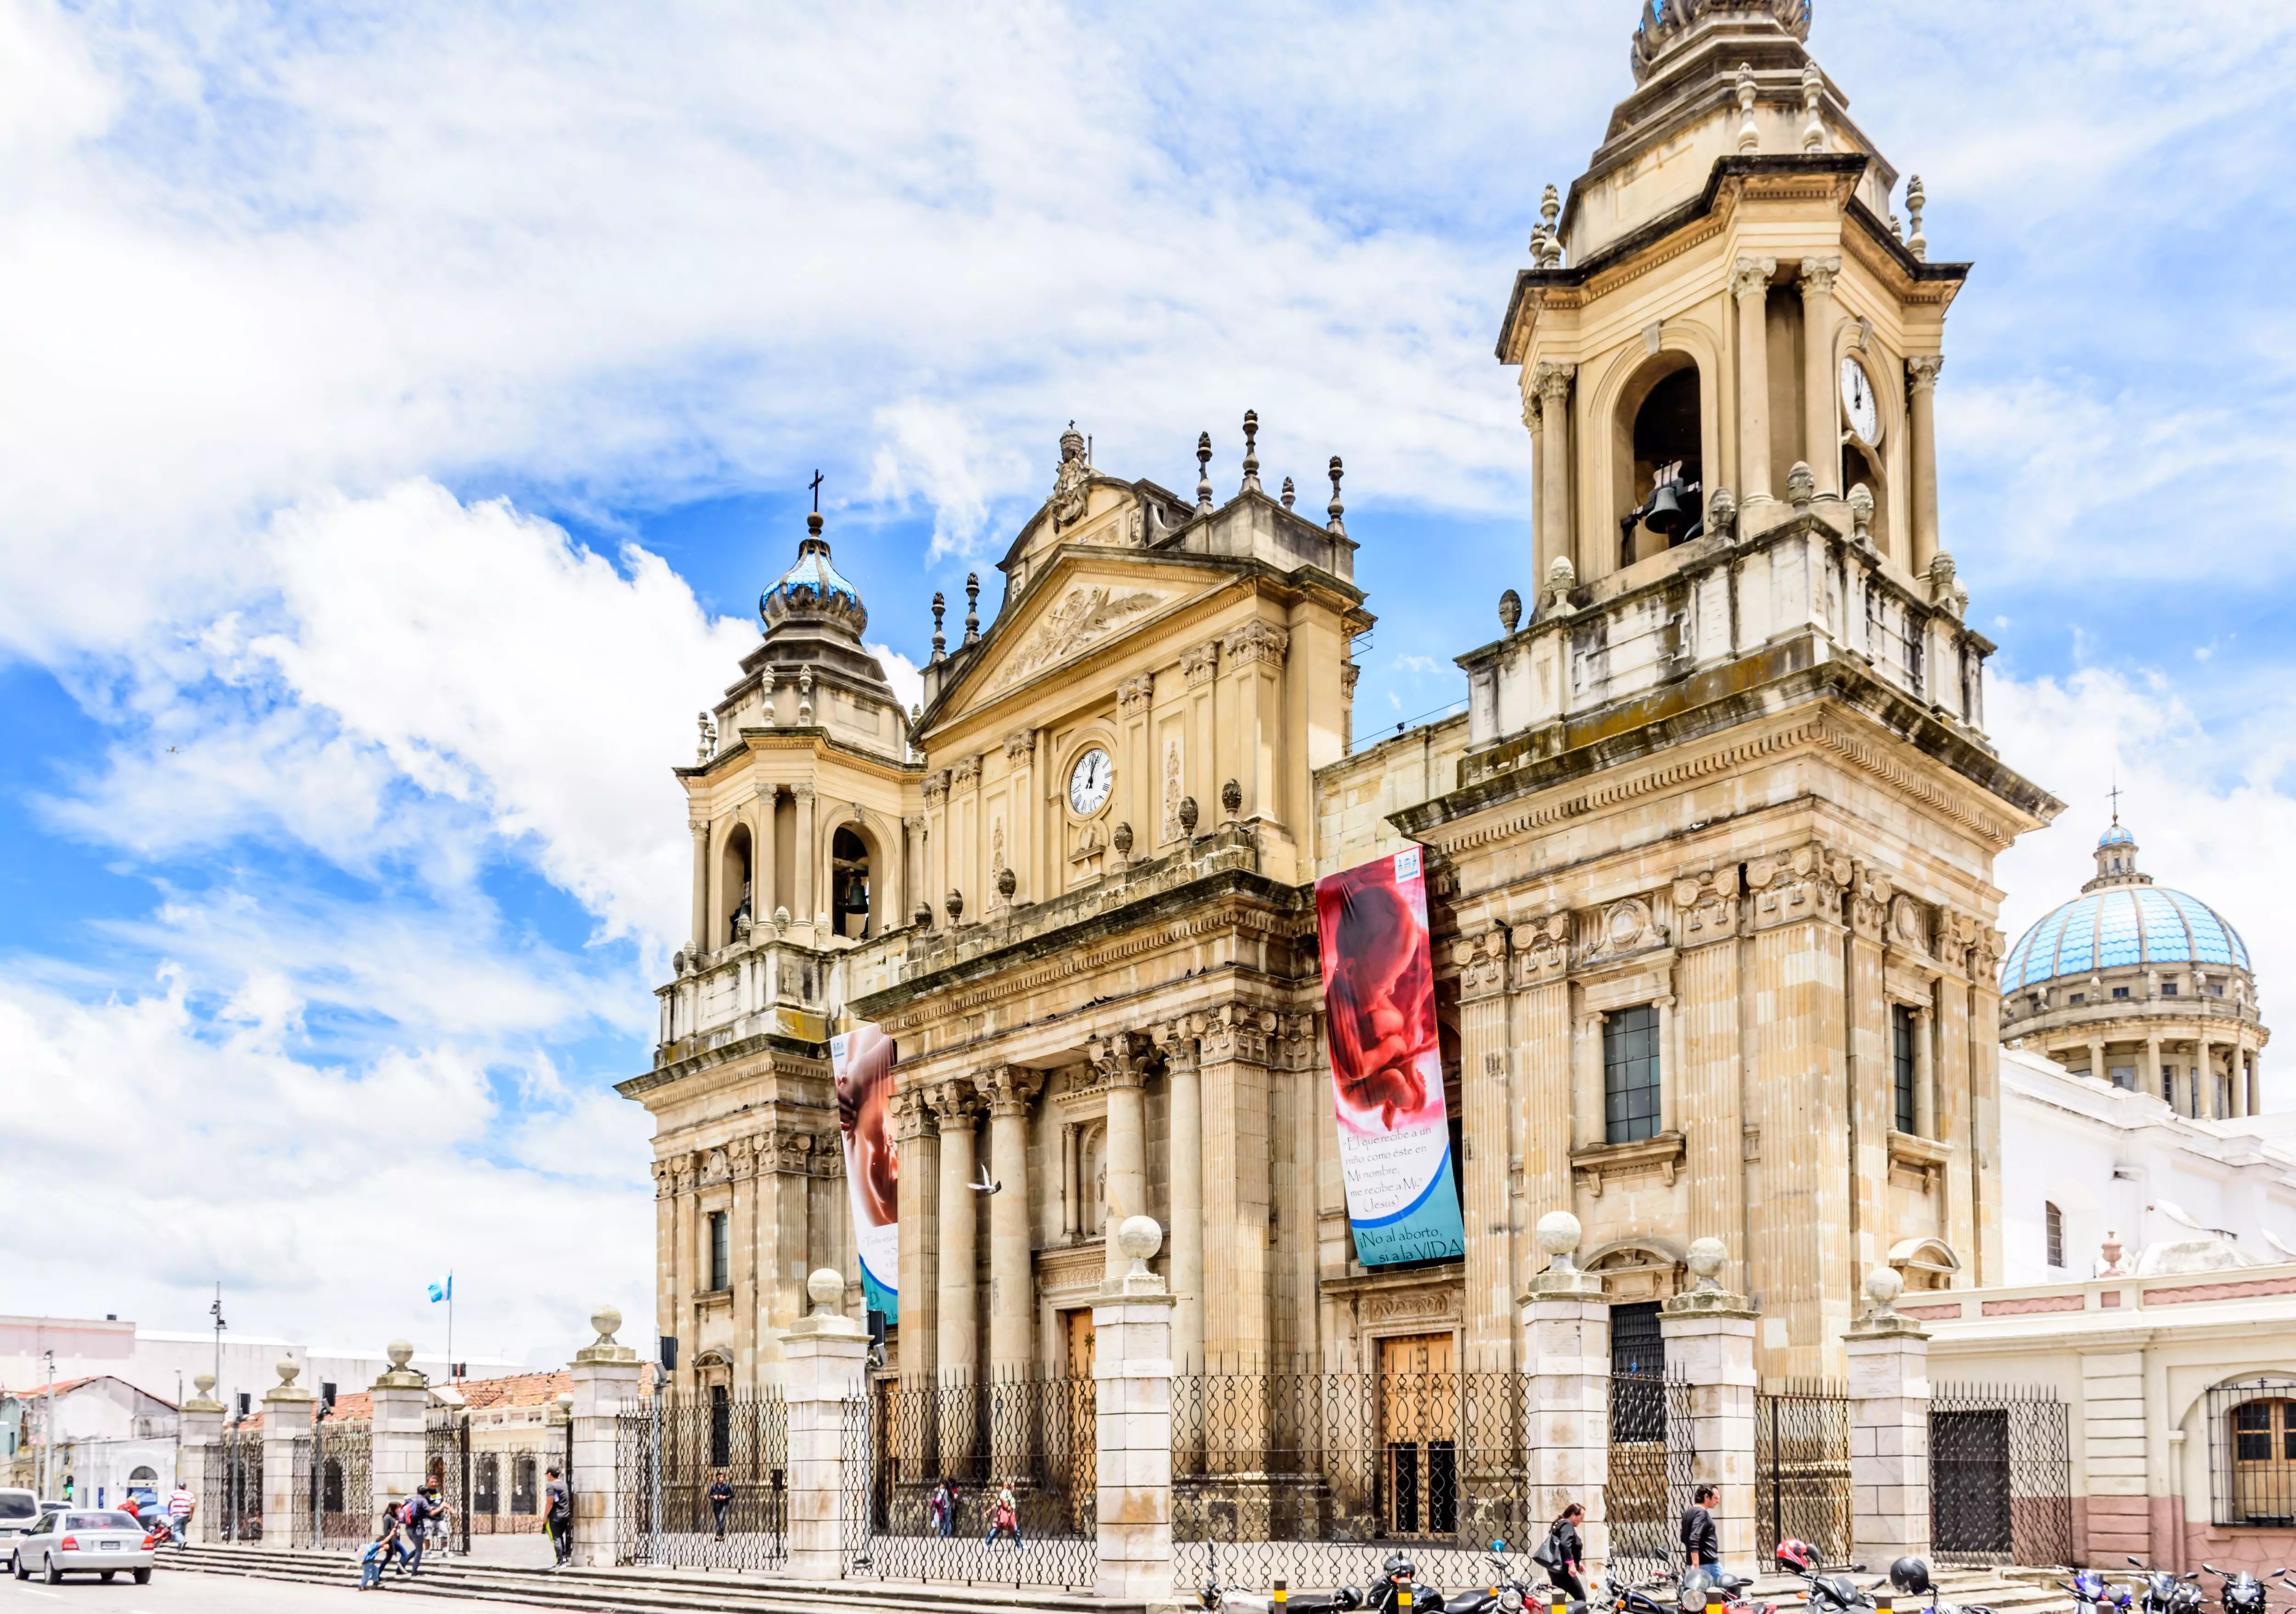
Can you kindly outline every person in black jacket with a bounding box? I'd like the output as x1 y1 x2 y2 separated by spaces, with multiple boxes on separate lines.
1681 1484 1720 1569
1541 1503 1588 1600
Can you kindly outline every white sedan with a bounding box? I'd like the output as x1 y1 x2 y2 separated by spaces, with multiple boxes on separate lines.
8 1507 156 1585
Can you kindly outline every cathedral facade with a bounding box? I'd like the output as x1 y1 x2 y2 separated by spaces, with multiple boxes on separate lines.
623 0 2064 1394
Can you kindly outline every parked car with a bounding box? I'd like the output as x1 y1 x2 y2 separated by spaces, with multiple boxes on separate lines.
0 1490 36 1538
8 1508 155 1585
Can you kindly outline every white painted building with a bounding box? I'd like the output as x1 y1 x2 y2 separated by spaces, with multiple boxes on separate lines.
3 1376 179 1507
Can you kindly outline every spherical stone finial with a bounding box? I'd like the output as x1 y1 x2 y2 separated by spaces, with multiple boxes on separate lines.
387 1339 415 1370
1863 1264 1904 1311
1117 1215 1163 1273
1686 1237 1728 1292
588 1305 622 1347
194 1372 217 1396
1536 1210 1582 1271
276 1355 301 1387
807 1269 845 1312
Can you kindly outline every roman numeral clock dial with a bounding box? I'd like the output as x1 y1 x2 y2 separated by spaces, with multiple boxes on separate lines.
1068 747 1113 816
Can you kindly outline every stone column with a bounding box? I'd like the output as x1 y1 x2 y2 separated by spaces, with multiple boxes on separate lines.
1093 1034 1151 1284
1913 1005 1936 1136
1534 361 1576 577
1733 257 1778 505
1906 357 1944 574
792 784 818 938
1799 258 1841 497
259 1359 318 1550
2245 1051 2258 1119
1198 1006 1272 1366
568 1308 644 1569
178 1378 225 1544
2145 1034 2163 1103
784 1270 869 1580
1845 1270 1931 1566
1671 884 1745 1292
1456 929 1514 1368
688 818 710 954
1158 1021 1206 1374
986 1066 1043 1378
1522 1213 1610 1579
934 1080 983 1382
893 1090 940 1380
1095 1218 1178 1601
754 784 779 925
369 1343 430 1532
2196 1035 2214 1118
1661 1241 1759 1569
2088 1037 2105 1086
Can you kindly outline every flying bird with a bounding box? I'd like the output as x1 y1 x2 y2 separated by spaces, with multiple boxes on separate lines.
969 1162 1001 1196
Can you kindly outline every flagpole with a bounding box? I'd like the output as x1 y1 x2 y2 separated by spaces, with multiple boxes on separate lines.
447 1272 455 1384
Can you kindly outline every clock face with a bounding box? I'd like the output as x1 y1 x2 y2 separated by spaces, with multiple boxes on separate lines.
1840 356 1881 446
1067 747 1113 816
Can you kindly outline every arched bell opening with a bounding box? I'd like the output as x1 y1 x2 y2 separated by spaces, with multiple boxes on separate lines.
832 825 874 940
719 824 754 946
1612 357 1705 568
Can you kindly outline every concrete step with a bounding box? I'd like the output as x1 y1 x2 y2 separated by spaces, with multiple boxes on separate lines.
168 1544 1141 1614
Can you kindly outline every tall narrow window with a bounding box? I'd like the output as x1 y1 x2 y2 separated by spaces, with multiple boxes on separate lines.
1892 1005 1917 1134
708 1210 730 1292
2045 1201 2065 1269
1603 1005 1662 1144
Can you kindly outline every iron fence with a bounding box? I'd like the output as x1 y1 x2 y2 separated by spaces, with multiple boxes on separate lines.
844 1369 1096 1590
2205 1378 2296 1528
613 1401 656 1566
203 1425 263 1542
647 1391 787 1569
1929 1382 2071 1568
315 1421 373 1546
1606 1371 1693 1580
1172 1369 1537 1595
423 1408 473 1557
1756 1380 1850 1568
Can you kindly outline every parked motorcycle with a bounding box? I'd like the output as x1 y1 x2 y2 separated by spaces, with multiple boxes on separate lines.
1889 1556 1998 1614
1773 1537 1883 1614
2127 1558 2207 1614
2063 1568 2135 1614
1193 1540 1368 1614
2202 1563 2286 1614
1680 1566 1780 1614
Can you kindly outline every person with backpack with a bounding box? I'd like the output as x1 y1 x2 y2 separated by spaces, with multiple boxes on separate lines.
1534 1502 1587 1601
927 1478 957 1539
542 1467 573 1569
1680 1484 1720 1570
400 1484 452 1576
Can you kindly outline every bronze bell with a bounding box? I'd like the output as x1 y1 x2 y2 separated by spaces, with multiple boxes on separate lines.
1644 477 1687 536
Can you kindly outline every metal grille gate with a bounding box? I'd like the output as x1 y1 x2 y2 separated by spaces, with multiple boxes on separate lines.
1606 1372 1693 1580
315 1422 373 1545
423 1409 473 1557
613 1402 656 1566
1172 1369 1537 1595
656 1392 788 1568
1929 1382 2071 1568
1756 1380 1851 1568
844 1371 1096 1590
203 1426 264 1542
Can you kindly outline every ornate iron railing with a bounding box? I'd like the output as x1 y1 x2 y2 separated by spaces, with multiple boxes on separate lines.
315 1420 373 1546
1929 1382 2071 1567
423 1408 472 1557
1606 1371 1693 1580
640 1391 788 1569
1172 1369 1538 1595
203 1425 264 1542
1756 1379 1850 1568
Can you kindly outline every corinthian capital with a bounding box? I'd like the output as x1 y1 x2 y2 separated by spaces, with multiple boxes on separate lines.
1730 255 1778 299
1906 354 1945 392
1531 360 1576 404
984 1064 1044 1117
1798 255 1840 298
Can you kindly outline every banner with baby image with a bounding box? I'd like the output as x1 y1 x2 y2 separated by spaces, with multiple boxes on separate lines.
832 1024 899 1322
1316 846 1466 1267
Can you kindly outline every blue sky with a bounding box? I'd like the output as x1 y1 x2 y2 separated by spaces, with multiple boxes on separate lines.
4 0 2296 1365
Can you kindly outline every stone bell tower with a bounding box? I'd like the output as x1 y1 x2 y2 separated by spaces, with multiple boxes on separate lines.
1397 0 2064 1379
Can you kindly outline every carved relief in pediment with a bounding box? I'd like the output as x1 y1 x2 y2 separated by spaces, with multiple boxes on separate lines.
986 585 1168 695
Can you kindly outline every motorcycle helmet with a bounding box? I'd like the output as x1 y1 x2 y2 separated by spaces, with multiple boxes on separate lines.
1776 1540 1817 1575
1891 1558 1934 1597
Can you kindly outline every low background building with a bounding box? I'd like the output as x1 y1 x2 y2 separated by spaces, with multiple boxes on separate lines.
3 1375 179 1506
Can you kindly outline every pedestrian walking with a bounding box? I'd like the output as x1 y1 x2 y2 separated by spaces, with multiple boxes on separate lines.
708 1471 734 1540
400 1484 452 1576
542 1467 573 1569
1534 1502 1587 1601
167 1484 195 1549
359 1508 399 1589
927 1478 957 1539
984 1484 1023 1551
1680 1484 1719 1570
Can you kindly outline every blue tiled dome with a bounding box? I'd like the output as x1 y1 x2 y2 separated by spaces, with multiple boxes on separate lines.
2098 824 2135 848
2002 886 2251 993
760 517 867 637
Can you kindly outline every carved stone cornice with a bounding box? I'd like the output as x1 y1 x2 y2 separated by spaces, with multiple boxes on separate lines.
984 1064 1045 1118
1118 673 1155 714
1452 927 1509 1003
1671 869 1739 948
1531 359 1576 404
1730 254 1777 300
1221 619 1290 669
1182 640 1220 687
1747 841 1852 931
1003 729 1036 760
1510 910 1570 988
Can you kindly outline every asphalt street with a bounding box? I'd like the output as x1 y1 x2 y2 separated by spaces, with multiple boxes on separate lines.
0 1566 498 1611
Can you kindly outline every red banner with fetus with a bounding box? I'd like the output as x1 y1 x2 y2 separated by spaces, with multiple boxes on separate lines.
1315 846 1466 1266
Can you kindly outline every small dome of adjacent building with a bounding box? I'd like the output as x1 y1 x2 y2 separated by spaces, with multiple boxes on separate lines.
760 511 867 638
2098 824 2135 849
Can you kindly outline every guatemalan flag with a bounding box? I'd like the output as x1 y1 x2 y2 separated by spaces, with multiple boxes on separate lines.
427 1276 452 1304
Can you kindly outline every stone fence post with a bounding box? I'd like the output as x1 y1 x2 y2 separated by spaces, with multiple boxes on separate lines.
369 1341 430 1530
1660 1237 1759 1569
259 1359 318 1551
1523 1212 1611 1579
568 1306 644 1569
1846 1268 1931 1568
785 1270 869 1579
1094 1216 1176 1601
178 1375 225 1543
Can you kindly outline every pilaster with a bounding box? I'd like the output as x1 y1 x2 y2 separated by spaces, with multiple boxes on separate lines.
1673 872 1746 1289
1661 1245 1759 1569
1093 1220 1178 1602
568 1309 644 1569
1844 1273 1931 1566
1198 1005 1271 1366
1521 1214 1610 1578
1455 926 1514 1369
1510 915 1573 1334
893 1089 940 1377
178 1380 225 1544
784 1272 869 1580
259 1360 319 1550
369 1342 431 1527
1156 1019 1206 1373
